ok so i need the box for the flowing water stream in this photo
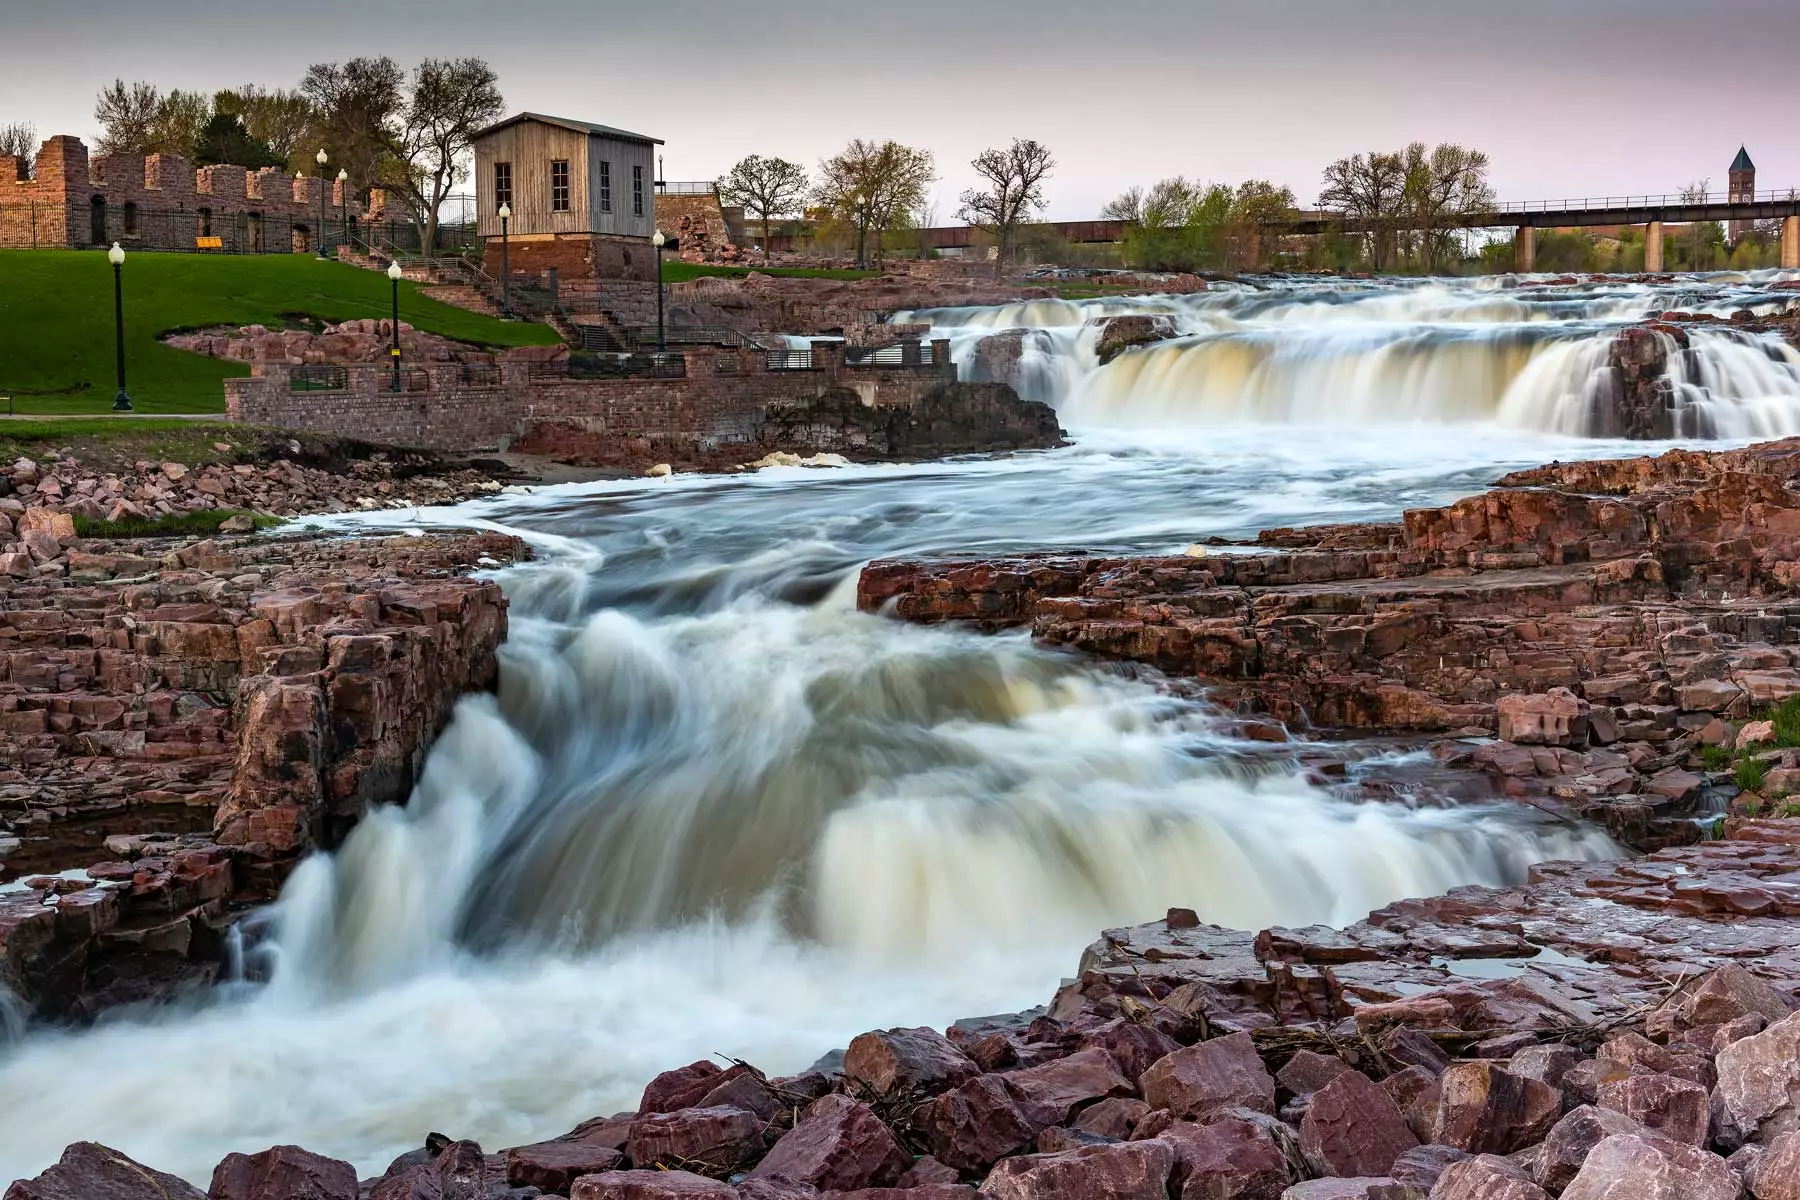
[2,272,1798,1184]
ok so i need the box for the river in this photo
[2,271,1798,1184]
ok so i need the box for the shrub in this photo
[1737,755,1769,795]
[72,508,278,539]
[1701,744,1732,772]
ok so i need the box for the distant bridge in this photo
[919,188,1800,271]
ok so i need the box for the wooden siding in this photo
[475,119,653,240]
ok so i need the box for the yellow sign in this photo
[195,236,223,249]
[390,348,401,357]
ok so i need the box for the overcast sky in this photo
[4,0,1796,220]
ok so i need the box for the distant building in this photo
[471,112,663,281]
[1729,146,1756,244]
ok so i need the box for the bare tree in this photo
[0,122,35,177]
[1399,142,1494,271]
[814,139,935,265]
[717,154,809,263]
[94,80,162,155]
[301,57,405,198]
[389,58,504,252]
[1319,150,1407,271]
[957,137,1055,273]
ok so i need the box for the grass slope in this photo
[0,250,560,414]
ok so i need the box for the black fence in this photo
[1,202,477,256]
[290,365,348,391]
[766,350,819,372]
[379,368,434,394]
[459,363,502,388]
[526,354,688,382]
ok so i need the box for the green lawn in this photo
[0,250,561,414]
[659,261,876,283]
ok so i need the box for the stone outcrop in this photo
[1,529,517,1019]
[165,320,494,367]
[1094,315,1178,365]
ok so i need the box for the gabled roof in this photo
[1731,145,1755,173]
[473,112,662,146]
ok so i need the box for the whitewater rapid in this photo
[7,272,1797,1185]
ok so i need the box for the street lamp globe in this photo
[336,168,347,182]
[498,202,511,220]
[316,148,328,167]
[652,230,665,248]
[108,242,125,266]
[387,260,403,281]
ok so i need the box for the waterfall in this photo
[900,273,1800,436]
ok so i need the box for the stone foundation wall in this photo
[477,232,656,282]
[225,342,960,452]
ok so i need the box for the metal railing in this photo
[289,365,348,391]
[1480,188,1800,215]
[526,354,687,381]
[380,368,433,394]
[765,350,818,372]
[844,345,911,367]
[656,181,718,195]
[459,362,502,388]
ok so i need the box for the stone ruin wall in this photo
[0,134,380,252]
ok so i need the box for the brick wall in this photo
[476,232,656,282]
[653,192,733,259]
[225,342,957,452]
[0,133,365,251]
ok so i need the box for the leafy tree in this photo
[957,137,1055,272]
[193,112,283,169]
[0,122,35,177]
[390,58,504,253]
[1320,143,1493,273]
[152,91,212,158]
[1221,180,1298,272]
[1103,176,1292,273]
[1678,180,1723,270]
[94,80,163,155]
[717,154,809,263]
[214,85,319,172]
[1319,150,1407,271]
[814,139,935,265]
[301,57,405,197]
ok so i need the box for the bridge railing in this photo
[1480,188,1800,214]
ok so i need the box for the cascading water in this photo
[10,274,1788,1186]
[902,271,1800,435]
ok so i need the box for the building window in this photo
[632,165,644,217]
[551,160,570,212]
[494,162,512,210]
[598,161,611,213]
[122,202,138,236]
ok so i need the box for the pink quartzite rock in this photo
[916,1074,1037,1172]
[505,1140,625,1193]
[1433,1062,1561,1155]
[1755,1131,1800,1200]
[209,1144,359,1200]
[1596,1074,1709,1146]
[1713,1011,1800,1143]
[1387,1144,1469,1193]
[639,1061,729,1114]
[1431,1154,1551,1200]
[1275,1050,1354,1100]
[898,1157,963,1188]
[1298,1070,1419,1178]
[626,1105,764,1171]
[844,1027,980,1098]
[1507,1045,1587,1109]
[1558,1131,1738,1200]
[1141,1033,1276,1121]
[1274,1180,1409,1199]
[1003,1048,1136,1130]
[1080,1018,1181,1086]
[1497,689,1589,747]
[2,1142,207,1200]
[1534,1105,1646,1194]
[570,1170,735,1200]
[1155,1114,1290,1200]
[748,1095,907,1191]
[368,1139,484,1200]
[977,1140,1176,1200]
[1681,964,1795,1027]
[1075,1098,1151,1140]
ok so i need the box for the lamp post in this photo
[107,243,132,411]
[314,149,329,259]
[852,191,867,271]
[387,259,404,392]
[497,202,513,319]
[652,229,667,352]
[337,168,349,252]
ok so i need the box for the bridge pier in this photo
[1784,215,1799,270]
[1515,226,1535,273]
[1644,220,1664,274]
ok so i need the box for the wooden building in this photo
[472,112,662,281]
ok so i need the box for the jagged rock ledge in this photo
[16,819,1800,1199]
[0,527,519,1020]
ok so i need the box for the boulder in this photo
[1080,1018,1181,1086]
[1075,1098,1152,1140]
[368,1139,484,1200]
[1680,964,1794,1028]
[1497,689,1589,747]
[1093,316,1177,366]
[1002,1048,1136,1130]
[1274,1181,1409,1199]
[640,1061,729,1114]
[1558,1132,1738,1200]
[1431,1154,1551,1200]
[505,1140,625,1193]
[1595,1074,1708,1146]
[1276,1052,1355,1101]
[570,1170,735,1200]
[1387,1144,1469,1194]
[978,1140,1176,1200]
[844,1027,980,1098]
[897,1158,962,1188]
[916,1074,1037,1172]
[1713,1011,1800,1143]
[626,1105,764,1172]
[2,1142,207,1200]
[1508,1045,1587,1109]
[209,1144,358,1200]
[1535,1106,1645,1194]
[1298,1070,1418,1178]
[1142,1033,1276,1121]
[1433,1063,1561,1155]
[1754,1130,1800,1200]
[748,1095,907,1191]
[1155,1114,1290,1200]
